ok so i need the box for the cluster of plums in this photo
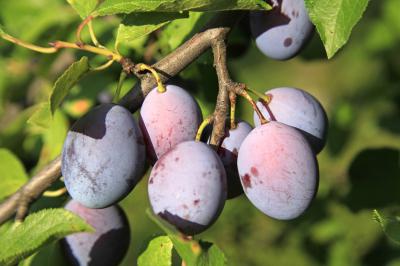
[60,1,319,265]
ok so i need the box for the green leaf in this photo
[18,242,70,266]
[197,244,227,266]
[0,209,93,266]
[0,2,75,43]
[50,57,91,115]
[116,12,187,47]
[27,102,52,129]
[67,0,98,18]
[34,111,68,170]
[138,236,173,266]
[94,0,270,16]
[159,12,209,54]
[147,209,227,266]
[305,0,370,58]
[373,210,400,244]
[0,149,28,201]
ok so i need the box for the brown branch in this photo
[209,38,246,146]
[0,157,61,224]
[0,11,244,225]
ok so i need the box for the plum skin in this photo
[148,141,227,235]
[217,121,253,199]
[62,103,145,209]
[253,87,328,153]
[139,84,203,164]
[250,0,314,60]
[237,121,318,220]
[62,200,130,266]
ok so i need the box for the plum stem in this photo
[238,90,268,124]
[136,63,167,93]
[245,86,272,104]
[229,91,237,129]
[196,116,214,141]
[42,187,68,197]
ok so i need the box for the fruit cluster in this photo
[60,1,324,265]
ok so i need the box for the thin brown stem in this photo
[76,15,93,46]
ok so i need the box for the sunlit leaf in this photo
[0,209,93,266]
[27,103,52,129]
[305,0,370,58]
[50,57,91,115]
[67,0,98,18]
[147,209,227,266]
[0,149,28,201]
[94,0,270,16]
[373,210,400,244]
[116,12,187,47]
[138,236,173,266]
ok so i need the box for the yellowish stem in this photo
[1,33,57,54]
[88,20,105,48]
[43,187,67,197]
[229,92,237,129]
[196,116,214,141]
[50,41,122,61]
[137,63,166,93]
[239,90,268,124]
[245,86,272,104]
[92,59,115,71]
[1,31,122,61]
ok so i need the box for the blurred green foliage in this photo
[0,0,399,265]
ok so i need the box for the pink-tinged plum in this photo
[217,121,253,199]
[139,85,202,164]
[62,200,130,266]
[237,121,318,220]
[250,0,314,60]
[253,87,328,153]
[62,104,145,209]
[148,141,226,235]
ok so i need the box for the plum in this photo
[62,103,145,208]
[237,121,318,220]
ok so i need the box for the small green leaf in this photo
[50,57,90,115]
[138,236,173,266]
[116,12,187,47]
[67,0,98,18]
[0,149,28,201]
[27,102,52,129]
[94,0,270,16]
[373,210,400,244]
[147,209,227,266]
[305,0,370,58]
[0,209,93,266]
